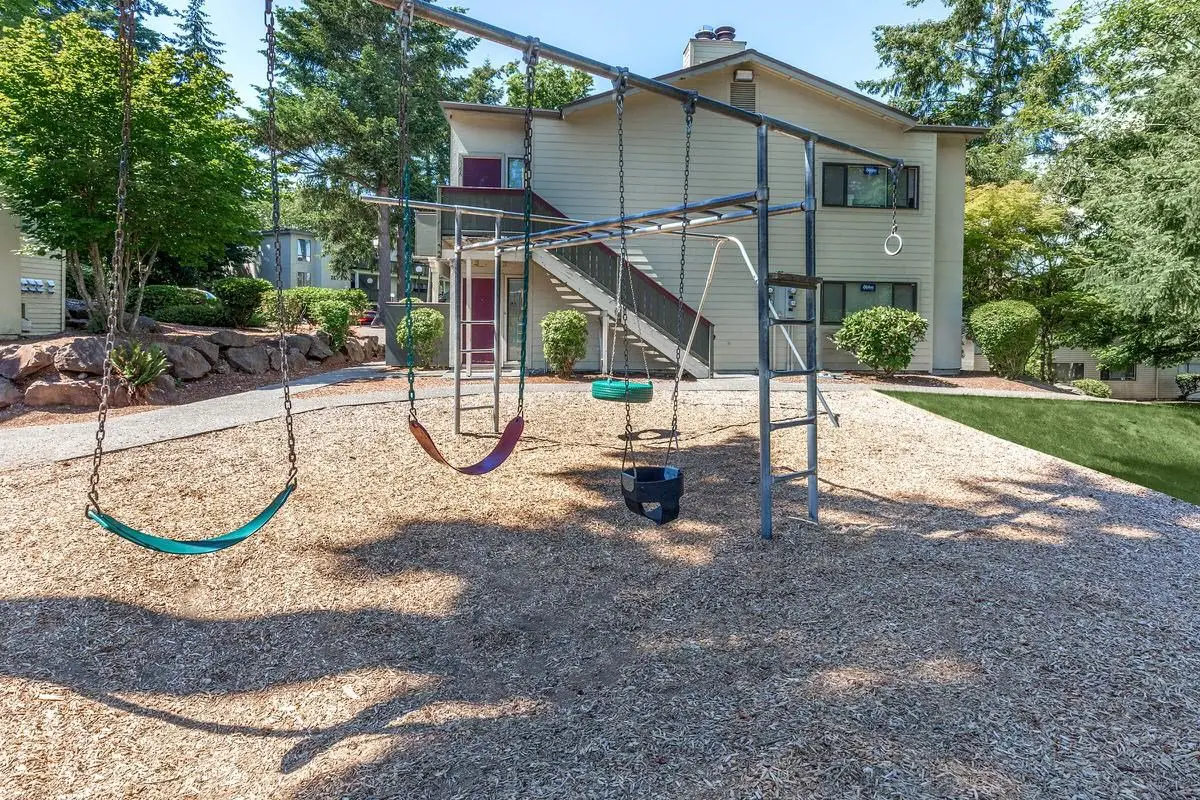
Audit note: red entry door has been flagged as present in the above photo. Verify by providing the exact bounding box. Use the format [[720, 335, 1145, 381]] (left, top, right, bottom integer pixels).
[[462, 277, 495, 365]]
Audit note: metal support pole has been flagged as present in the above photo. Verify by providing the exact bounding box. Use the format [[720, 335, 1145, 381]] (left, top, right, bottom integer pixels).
[[756, 124, 773, 541], [451, 209, 463, 435], [601, 313, 609, 375], [804, 139, 819, 523], [465, 256, 474, 378], [492, 217, 502, 433]]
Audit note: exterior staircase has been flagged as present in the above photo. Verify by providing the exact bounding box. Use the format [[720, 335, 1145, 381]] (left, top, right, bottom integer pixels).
[[439, 186, 714, 378]]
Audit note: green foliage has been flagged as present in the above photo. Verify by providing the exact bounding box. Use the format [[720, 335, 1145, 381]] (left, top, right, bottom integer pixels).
[[136, 285, 207, 316], [461, 60, 505, 104], [110, 342, 169, 402], [503, 60, 593, 109], [257, 291, 305, 332], [213, 277, 272, 328], [1071, 378, 1112, 399], [153, 303, 229, 327], [312, 300, 352, 350], [291, 287, 369, 317], [0, 14, 263, 331], [169, 0, 223, 66], [832, 306, 928, 376], [0, 1, 172, 52], [398, 306, 445, 369], [1176, 373, 1200, 400], [970, 300, 1041, 378], [540, 310, 589, 378]]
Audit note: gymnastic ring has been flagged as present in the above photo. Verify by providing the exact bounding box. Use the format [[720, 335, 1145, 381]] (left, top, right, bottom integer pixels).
[[883, 232, 904, 256]]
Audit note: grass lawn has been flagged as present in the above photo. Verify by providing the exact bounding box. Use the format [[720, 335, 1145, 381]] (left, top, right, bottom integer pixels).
[[882, 392, 1200, 505]]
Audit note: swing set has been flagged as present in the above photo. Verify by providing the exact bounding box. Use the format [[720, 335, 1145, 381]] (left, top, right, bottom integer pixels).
[[83, 0, 907, 554]]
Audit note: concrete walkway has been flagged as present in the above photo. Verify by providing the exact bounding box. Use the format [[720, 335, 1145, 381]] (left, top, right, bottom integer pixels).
[[0, 365, 1086, 470]]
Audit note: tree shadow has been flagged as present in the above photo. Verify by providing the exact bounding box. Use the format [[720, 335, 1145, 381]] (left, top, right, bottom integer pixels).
[[1, 430, 1198, 798]]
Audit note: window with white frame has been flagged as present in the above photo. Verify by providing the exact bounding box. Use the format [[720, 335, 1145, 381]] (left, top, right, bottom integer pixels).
[[297, 238, 311, 262], [823, 164, 919, 209], [507, 157, 525, 189], [295, 271, 311, 287]]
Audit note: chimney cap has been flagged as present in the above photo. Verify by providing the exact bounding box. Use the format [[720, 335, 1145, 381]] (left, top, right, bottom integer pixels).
[[714, 25, 736, 41], [694, 25, 715, 40]]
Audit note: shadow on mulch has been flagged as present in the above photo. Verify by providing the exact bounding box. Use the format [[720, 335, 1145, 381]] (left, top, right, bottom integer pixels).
[[2, 415, 1197, 799]]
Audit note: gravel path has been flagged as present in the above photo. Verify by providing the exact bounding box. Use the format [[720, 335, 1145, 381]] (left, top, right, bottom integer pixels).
[[1, 390, 1197, 799]]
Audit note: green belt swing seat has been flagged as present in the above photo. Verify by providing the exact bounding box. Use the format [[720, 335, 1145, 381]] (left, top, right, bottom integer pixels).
[[84, 0, 299, 556], [591, 377, 653, 403]]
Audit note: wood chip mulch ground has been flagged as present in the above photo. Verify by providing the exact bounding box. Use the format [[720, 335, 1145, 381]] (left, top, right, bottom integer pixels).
[[1, 390, 1197, 799]]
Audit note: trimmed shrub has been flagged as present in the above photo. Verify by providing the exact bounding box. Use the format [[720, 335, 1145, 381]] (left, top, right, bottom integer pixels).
[[312, 300, 352, 350], [969, 300, 1040, 379], [1072, 378, 1112, 399], [257, 291, 305, 331], [153, 303, 230, 327], [212, 277, 273, 328], [1176, 372, 1200, 400], [396, 306, 446, 369], [110, 342, 169, 403], [832, 306, 928, 376], [137, 285, 206, 316], [540, 310, 589, 378], [290, 287, 370, 319]]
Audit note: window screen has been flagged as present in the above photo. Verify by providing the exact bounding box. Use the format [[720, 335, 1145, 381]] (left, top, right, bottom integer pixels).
[[822, 164, 919, 209]]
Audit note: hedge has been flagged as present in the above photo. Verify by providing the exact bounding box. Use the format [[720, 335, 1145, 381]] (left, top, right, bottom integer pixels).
[[213, 277, 273, 328], [153, 303, 230, 327], [969, 300, 1040, 379], [1072, 378, 1112, 399]]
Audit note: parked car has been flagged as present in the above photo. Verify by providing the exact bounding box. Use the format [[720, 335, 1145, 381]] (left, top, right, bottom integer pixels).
[[358, 307, 380, 326]]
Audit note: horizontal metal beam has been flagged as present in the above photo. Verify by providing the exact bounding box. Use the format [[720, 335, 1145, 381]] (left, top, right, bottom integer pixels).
[[370, 0, 905, 169], [361, 194, 578, 226]]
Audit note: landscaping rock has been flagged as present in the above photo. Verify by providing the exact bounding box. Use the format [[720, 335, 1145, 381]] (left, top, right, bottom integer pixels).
[[0, 377, 21, 409], [308, 335, 334, 360], [124, 314, 159, 332], [344, 337, 366, 364], [150, 373, 176, 402], [269, 347, 307, 372], [306, 358, 323, 369], [164, 344, 211, 381], [0, 343, 55, 380], [54, 337, 109, 375], [225, 345, 269, 374], [170, 335, 220, 365], [285, 333, 312, 356], [24, 375, 98, 408], [214, 359, 231, 375], [208, 330, 255, 348]]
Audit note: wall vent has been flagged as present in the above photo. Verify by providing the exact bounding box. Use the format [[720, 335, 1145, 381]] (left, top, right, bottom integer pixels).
[[730, 81, 756, 111]]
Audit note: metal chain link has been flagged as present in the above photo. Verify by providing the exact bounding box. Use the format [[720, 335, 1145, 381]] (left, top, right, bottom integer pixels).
[[397, 1, 417, 419], [890, 166, 899, 237], [613, 69, 636, 470], [265, 0, 298, 486], [667, 93, 696, 466], [86, 0, 137, 515], [517, 39, 538, 417]]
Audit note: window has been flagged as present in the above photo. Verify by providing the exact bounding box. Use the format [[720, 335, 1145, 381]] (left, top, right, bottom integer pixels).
[[820, 281, 917, 324], [1100, 366, 1137, 381], [823, 164, 919, 209], [507, 157, 525, 189], [295, 271, 311, 287], [462, 156, 503, 187], [1054, 362, 1085, 382], [297, 238, 311, 262]]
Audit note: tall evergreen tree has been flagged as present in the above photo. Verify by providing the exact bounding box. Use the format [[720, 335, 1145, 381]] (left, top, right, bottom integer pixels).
[[858, 0, 1082, 182], [0, 1, 171, 51], [170, 0, 223, 65]]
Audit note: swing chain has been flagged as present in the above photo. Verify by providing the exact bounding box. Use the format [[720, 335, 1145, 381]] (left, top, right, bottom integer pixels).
[[397, 4, 417, 420], [666, 94, 696, 465], [517, 38, 538, 417], [264, 0, 298, 486], [86, 0, 136, 515], [884, 163, 904, 256], [890, 166, 899, 237], [613, 69, 635, 466]]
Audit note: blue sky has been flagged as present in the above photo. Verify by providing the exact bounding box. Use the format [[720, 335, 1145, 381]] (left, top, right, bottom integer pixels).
[[148, 0, 939, 109]]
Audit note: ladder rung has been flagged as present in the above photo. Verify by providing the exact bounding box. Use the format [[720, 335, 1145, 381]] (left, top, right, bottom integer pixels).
[[460, 320, 495, 326], [460, 375, 496, 381], [460, 348, 495, 355], [771, 368, 816, 378], [772, 468, 816, 485], [459, 403, 495, 412], [766, 272, 822, 289], [770, 416, 816, 431], [770, 317, 817, 326]]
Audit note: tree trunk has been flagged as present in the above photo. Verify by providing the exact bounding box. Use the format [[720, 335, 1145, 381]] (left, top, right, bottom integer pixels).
[[127, 246, 158, 329], [376, 180, 392, 307]]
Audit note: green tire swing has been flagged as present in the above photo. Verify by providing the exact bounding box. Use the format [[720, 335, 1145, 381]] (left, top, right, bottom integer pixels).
[[591, 377, 653, 403]]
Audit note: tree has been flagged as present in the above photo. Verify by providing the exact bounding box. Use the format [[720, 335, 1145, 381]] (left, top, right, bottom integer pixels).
[[503, 59, 593, 109], [0, 1, 172, 51], [170, 0, 223, 66], [0, 15, 263, 331], [858, 0, 1083, 182], [461, 60, 504, 105], [263, 0, 477, 295]]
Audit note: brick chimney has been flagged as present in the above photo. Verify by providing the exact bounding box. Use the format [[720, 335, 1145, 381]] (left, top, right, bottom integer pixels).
[[683, 25, 746, 68]]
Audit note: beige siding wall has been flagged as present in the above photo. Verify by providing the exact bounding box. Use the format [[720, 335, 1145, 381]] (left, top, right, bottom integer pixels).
[[447, 110, 525, 187], [0, 210, 20, 337], [1051, 347, 1178, 400], [450, 67, 965, 373], [932, 137, 966, 371], [20, 251, 65, 335]]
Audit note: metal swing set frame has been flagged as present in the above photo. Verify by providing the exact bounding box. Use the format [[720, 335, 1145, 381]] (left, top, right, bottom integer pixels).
[[370, 0, 907, 539]]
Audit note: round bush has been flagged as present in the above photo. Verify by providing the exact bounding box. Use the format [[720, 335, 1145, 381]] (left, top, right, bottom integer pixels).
[[153, 303, 230, 327], [289, 287, 370, 320], [831, 306, 928, 376], [212, 277, 273, 328], [136, 285, 206, 316], [258, 291, 305, 332], [1072, 378, 1112, 399], [969, 300, 1040, 379], [311, 300, 352, 350], [540, 309, 589, 378], [1175, 373, 1200, 400], [396, 306, 446, 369]]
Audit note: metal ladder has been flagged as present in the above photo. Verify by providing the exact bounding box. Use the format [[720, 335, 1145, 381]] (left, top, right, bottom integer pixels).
[[759, 271, 823, 536], [450, 210, 502, 435]]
